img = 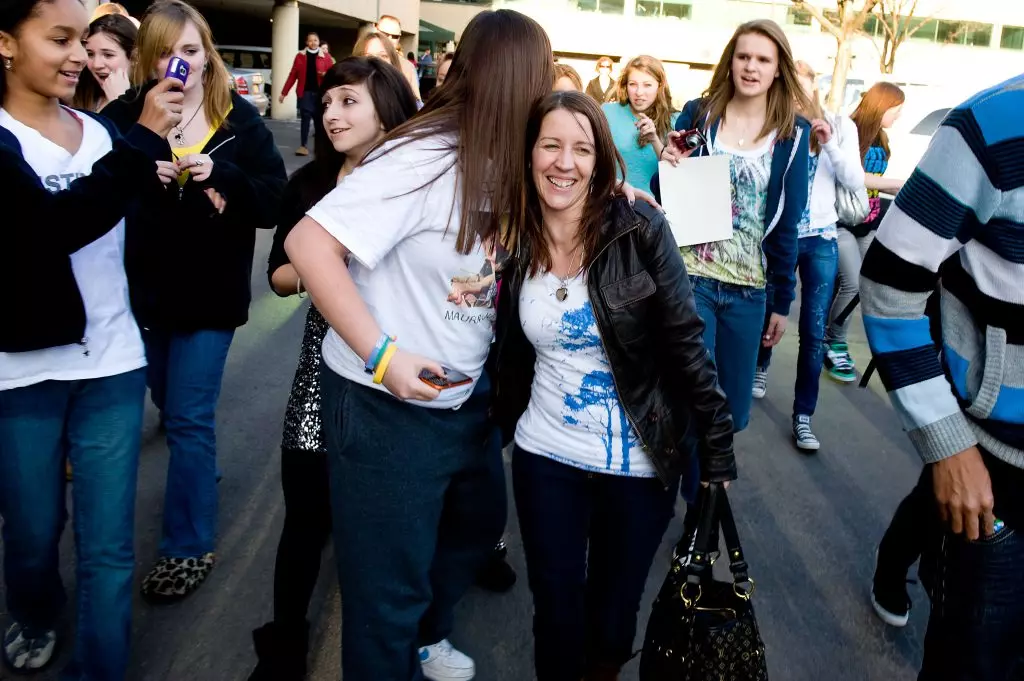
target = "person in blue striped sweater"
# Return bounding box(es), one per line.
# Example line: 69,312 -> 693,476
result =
860,74 -> 1024,679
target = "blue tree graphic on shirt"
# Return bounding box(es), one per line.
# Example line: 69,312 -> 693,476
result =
558,302 -> 638,471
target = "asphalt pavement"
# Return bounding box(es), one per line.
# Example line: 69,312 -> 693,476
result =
0,119 -> 928,681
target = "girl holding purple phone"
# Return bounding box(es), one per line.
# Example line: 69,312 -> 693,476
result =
101,0 -> 287,604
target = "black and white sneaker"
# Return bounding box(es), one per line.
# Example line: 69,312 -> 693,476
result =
871,549 -> 912,627
751,368 -> 768,400
3,622 -> 57,673
792,415 -> 820,451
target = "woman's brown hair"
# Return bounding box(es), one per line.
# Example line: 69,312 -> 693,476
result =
794,60 -> 823,153
849,82 -> 905,162
699,19 -> 811,142
133,0 -> 232,130
353,31 -> 403,72
73,14 -> 137,112
554,63 -> 583,91
366,9 -> 555,256
521,91 -> 625,277
614,55 -> 674,146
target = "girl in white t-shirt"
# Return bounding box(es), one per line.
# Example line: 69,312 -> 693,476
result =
285,9 -> 555,681
0,0 -> 181,674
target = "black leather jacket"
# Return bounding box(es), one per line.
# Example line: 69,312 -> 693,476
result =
489,199 -> 736,486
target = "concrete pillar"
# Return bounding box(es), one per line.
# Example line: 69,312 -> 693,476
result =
991,24 -> 1003,49
271,0 -> 300,121
622,0 -> 636,18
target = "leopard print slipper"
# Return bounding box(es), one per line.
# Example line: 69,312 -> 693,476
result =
141,553 -> 216,603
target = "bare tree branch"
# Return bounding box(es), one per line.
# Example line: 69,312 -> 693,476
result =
791,0 -> 843,40
854,0 -> 881,25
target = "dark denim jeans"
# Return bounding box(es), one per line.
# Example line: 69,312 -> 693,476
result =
321,368 -> 505,681
918,520 -> 1024,679
757,235 -> 838,417
0,369 -> 146,681
145,329 -> 234,558
298,90 -> 320,147
512,448 -> 677,681
690,276 -> 766,432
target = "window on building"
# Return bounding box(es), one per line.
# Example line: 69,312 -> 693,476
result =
787,7 -> 813,26
936,20 -> 992,46
576,0 -> 624,13
636,0 -> 692,18
1001,25 -> 1024,49
909,18 -> 939,41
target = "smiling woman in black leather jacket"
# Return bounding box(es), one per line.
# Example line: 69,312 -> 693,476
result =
489,91 -> 735,681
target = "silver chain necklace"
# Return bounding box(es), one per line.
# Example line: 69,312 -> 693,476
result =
554,244 -> 583,303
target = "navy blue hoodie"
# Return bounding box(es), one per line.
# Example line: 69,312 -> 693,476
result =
652,98 -> 809,317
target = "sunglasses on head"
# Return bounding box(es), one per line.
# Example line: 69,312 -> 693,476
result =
384,31 -> 401,40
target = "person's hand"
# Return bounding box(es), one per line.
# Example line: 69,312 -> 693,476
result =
380,348 -> 445,401
100,68 -> 131,103
138,78 -> 184,138
635,113 -> 657,144
155,160 -> 180,185
810,118 -> 832,146
659,133 -> 699,167
205,188 -> 227,214
762,313 -> 787,347
933,446 -> 995,541
178,154 -> 214,182
701,481 -> 732,489
613,181 -> 663,212
278,93 -> 286,104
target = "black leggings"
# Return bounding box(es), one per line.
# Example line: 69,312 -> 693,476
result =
273,447 -> 332,625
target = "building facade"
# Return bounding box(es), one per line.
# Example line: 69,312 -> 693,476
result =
421,0 -> 1024,101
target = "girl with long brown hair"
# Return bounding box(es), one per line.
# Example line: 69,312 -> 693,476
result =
284,9 -> 554,680
101,0 -> 286,604
752,60 -> 865,451
823,81 -> 905,383
660,19 -> 809,466
602,54 -> 676,193
490,90 -> 735,681
72,13 -> 136,112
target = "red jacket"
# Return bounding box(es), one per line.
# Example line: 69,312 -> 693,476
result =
281,51 -> 333,98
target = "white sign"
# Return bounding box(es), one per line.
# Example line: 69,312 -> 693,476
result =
658,155 -> 733,247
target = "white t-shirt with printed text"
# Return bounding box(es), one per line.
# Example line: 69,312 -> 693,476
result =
514,275 -> 656,477
0,107 -> 146,391
306,135 -> 498,409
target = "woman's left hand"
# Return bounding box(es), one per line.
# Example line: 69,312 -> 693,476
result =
204,188 -> 227,214
762,312 -> 787,348
810,119 -> 832,146
614,181 -> 663,212
179,154 -> 214,182
635,113 -> 657,143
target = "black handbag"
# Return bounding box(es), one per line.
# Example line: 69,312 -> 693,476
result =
639,484 -> 768,680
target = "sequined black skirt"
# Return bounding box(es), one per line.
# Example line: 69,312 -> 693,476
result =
281,305 -> 330,453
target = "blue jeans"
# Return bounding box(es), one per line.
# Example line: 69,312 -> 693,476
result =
298,90 -> 319,147
918,518 -> 1024,679
0,369 -> 146,680
690,276 -> 766,432
757,235 -> 838,417
321,368 -> 505,681
512,448 -> 677,680
145,329 -> 234,557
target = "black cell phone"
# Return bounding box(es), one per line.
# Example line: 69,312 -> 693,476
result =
419,367 -> 473,390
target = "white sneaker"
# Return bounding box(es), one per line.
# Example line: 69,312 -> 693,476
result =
419,639 -> 475,681
3,622 -> 57,672
751,368 -> 768,399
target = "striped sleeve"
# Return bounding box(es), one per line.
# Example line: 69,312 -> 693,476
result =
860,110 -> 1002,463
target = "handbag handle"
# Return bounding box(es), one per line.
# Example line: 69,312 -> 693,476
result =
681,484 -> 754,603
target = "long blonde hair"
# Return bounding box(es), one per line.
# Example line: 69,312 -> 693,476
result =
353,31 -> 404,73
699,19 -> 811,141
615,55 -> 674,146
795,60 -> 823,152
133,0 -> 232,130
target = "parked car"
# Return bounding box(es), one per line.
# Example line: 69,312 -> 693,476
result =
217,45 -> 271,116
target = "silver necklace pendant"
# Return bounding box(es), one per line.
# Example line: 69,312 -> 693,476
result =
555,286 -> 569,302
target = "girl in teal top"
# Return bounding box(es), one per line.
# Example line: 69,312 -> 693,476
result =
601,55 -> 678,194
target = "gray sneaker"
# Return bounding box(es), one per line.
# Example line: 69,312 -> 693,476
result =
751,368 -> 768,399
793,415 -> 820,452
3,622 -> 57,672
